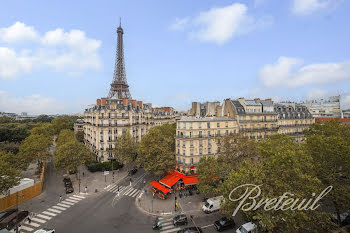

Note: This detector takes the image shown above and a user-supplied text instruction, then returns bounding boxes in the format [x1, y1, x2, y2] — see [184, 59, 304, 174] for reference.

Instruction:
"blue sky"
[0, 0, 350, 114]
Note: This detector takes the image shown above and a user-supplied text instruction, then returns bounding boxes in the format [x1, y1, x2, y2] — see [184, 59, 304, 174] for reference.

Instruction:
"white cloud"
[0, 91, 65, 115]
[0, 22, 38, 43]
[259, 56, 350, 88]
[173, 3, 272, 44]
[170, 17, 190, 31]
[0, 22, 102, 79]
[292, 0, 339, 15]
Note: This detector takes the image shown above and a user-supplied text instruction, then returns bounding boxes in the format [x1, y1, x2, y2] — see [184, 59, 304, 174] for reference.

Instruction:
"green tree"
[137, 123, 176, 176]
[54, 140, 94, 173]
[18, 133, 52, 169]
[114, 131, 138, 165]
[218, 135, 335, 233]
[0, 157, 21, 195]
[33, 115, 54, 123]
[0, 142, 20, 154]
[56, 129, 75, 147]
[0, 116, 13, 124]
[52, 116, 73, 135]
[197, 156, 224, 195]
[75, 131, 84, 143]
[29, 122, 54, 137]
[304, 121, 350, 226]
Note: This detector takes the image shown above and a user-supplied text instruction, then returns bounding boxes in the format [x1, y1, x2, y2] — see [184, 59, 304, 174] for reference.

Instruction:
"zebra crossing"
[158, 217, 181, 233]
[18, 194, 86, 232]
[104, 184, 141, 198]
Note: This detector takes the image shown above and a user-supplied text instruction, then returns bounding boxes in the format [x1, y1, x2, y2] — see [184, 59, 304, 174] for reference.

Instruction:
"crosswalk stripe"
[109, 186, 117, 192]
[31, 217, 46, 223]
[131, 190, 140, 197]
[73, 195, 85, 199]
[162, 225, 176, 230]
[162, 222, 173, 226]
[26, 221, 40, 227]
[21, 225, 34, 231]
[128, 189, 138, 197]
[65, 199, 78, 203]
[68, 196, 81, 201]
[161, 218, 173, 223]
[37, 214, 52, 220]
[42, 211, 56, 217]
[52, 205, 66, 211]
[114, 186, 127, 193]
[106, 185, 116, 191]
[47, 208, 62, 213]
[57, 203, 70, 208]
[160, 227, 181, 233]
[124, 188, 134, 195]
[62, 201, 75, 205]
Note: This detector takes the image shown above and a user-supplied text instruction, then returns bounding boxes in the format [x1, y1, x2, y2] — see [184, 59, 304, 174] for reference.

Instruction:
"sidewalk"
[136, 184, 205, 217]
[69, 165, 128, 196]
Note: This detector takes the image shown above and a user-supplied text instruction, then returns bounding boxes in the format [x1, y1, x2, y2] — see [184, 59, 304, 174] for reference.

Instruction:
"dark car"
[0, 210, 28, 230]
[173, 214, 188, 226]
[63, 177, 72, 187]
[128, 168, 138, 176]
[65, 184, 74, 194]
[177, 227, 203, 233]
[214, 217, 235, 231]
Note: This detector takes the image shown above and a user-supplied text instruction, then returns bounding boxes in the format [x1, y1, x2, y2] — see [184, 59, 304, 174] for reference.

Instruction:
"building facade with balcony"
[223, 98, 279, 140]
[175, 117, 238, 173]
[84, 98, 176, 162]
[275, 103, 314, 142]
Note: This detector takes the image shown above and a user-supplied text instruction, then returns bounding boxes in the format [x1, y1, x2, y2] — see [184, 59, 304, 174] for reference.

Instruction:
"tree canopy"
[137, 123, 176, 176]
[114, 131, 138, 165]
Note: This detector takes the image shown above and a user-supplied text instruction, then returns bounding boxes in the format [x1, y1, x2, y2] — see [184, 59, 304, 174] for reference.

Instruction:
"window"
[177, 140, 180, 146]
[190, 132, 193, 138]
[190, 149, 193, 155]
[190, 140, 193, 146]
[207, 122, 210, 128]
[199, 131, 202, 137]
[217, 122, 220, 128]
[183, 158, 185, 164]
[208, 131, 211, 136]
[183, 123, 186, 129]
[190, 123, 193, 129]
[208, 148, 211, 154]
[191, 158, 194, 164]
[183, 150, 185, 156]
[199, 140, 203, 146]
[177, 149, 180, 154]
[198, 122, 202, 129]
[199, 148, 203, 155]
[208, 139, 211, 145]
[217, 130, 221, 136]
[226, 130, 229, 136]
[225, 122, 228, 127]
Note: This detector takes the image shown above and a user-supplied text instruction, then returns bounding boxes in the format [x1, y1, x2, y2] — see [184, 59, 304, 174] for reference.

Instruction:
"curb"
[135, 196, 177, 217]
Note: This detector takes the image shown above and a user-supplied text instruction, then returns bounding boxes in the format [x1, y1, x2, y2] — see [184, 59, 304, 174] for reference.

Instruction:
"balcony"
[239, 127, 279, 132]
[239, 119, 278, 123]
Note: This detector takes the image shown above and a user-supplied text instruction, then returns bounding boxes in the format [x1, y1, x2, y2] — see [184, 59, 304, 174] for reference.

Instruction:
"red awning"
[182, 175, 198, 186]
[150, 181, 171, 194]
[159, 170, 186, 188]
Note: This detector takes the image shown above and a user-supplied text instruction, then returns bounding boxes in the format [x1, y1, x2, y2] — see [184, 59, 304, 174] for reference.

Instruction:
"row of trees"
[111, 123, 176, 175]
[197, 121, 350, 232]
[0, 116, 78, 194]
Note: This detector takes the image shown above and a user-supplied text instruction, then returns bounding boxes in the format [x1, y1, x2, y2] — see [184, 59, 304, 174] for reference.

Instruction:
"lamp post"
[16, 192, 24, 230]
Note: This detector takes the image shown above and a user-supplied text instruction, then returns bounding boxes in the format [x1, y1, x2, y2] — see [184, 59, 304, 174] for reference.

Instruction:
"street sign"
[104, 171, 110, 176]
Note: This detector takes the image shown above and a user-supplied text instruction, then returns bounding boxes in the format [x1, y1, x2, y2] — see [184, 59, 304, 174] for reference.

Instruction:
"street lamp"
[16, 192, 24, 230]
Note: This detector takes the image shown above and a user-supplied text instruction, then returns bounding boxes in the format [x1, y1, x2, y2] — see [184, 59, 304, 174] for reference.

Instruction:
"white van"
[202, 196, 223, 213]
[236, 222, 258, 233]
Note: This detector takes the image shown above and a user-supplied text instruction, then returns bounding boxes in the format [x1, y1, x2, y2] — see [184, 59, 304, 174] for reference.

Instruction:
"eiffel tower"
[108, 19, 132, 99]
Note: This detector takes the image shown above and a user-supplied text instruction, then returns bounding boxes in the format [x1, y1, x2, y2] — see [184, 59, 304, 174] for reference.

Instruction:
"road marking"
[31, 217, 46, 223]
[131, 190, 140, 197]
[138, 190, 144, 199]
[57, 203, 70, 208]
[162, 222, 173, 226]
[162, 225, 176, 230]
[128, 189, 138, 197]
[201, 224, 214, 229]
[104, 184, 112, 190]
[42, 211, 56, 216]
[114, 186, 126, 193]
[47, 208, 62, 213]
[37, 214, 52, 220]
[160, 227, 181, 233]
[27, 222, 40, 227]
[73, 194, 86, 199]
[109, 185, 118, 192]
[68, 196, 81, 201]
[65, 198, 78, 203]
[21, 225, 34, 231]
[124, 188, 133, 195]
[52, 205, 66, 211]
[61, 201, 74, 206]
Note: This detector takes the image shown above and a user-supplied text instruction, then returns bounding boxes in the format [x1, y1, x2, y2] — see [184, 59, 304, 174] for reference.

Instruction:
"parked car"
[236, 222, 258, 233]
[173, 214, 188, 226]
[0, 210, 28, 230]
[65, 184, 74, 194]
[331, 210, 350, 226]
[214, 217, 235, 231]
[34, 228, 55, 233]
[128, 168, 138, 176]
[177, 227, 203, 233]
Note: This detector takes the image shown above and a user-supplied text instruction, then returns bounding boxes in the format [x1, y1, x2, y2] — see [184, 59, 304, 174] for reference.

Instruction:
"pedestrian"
[18, 224, 21, 233]
[143, 179, 146, 185]
[82, 172, 85, 177]
[85, 186, 87, 193]
[117, 186, 119, 192]
[27, 215, 31, 224]
[59, 194, 62, 202]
